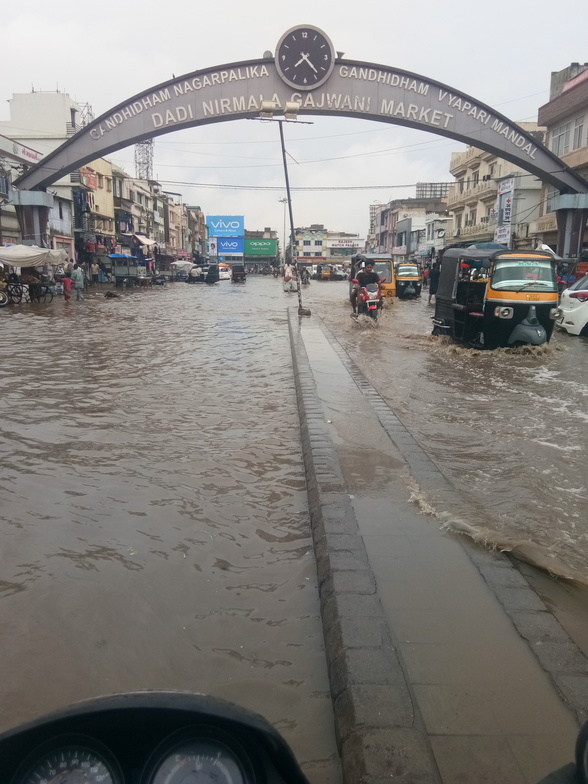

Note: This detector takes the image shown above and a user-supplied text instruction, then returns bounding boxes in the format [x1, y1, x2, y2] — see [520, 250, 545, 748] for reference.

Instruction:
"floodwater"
[0, 280, 341, 783]
[303, 280, 588, 586]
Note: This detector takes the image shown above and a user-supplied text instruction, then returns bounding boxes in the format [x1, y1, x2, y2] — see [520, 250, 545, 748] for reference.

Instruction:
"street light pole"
[278, 197, 287, 264]
[256, 100, 311, 316]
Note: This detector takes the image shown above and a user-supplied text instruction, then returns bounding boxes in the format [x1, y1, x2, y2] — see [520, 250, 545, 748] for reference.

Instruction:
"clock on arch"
[275, 25, 336, 90]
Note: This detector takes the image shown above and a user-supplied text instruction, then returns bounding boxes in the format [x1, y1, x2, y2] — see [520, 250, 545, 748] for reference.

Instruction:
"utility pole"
[278, 197, 288, 264]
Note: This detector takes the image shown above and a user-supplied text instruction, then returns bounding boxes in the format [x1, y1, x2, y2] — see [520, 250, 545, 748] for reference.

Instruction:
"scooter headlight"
[494, 306, 513, 319]
[549, 307, 559, 320]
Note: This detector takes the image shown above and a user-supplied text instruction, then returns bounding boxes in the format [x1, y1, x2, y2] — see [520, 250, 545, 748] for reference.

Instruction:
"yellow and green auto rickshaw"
[432, 248, 559, 349]
[350, 254, 395, 300]
[394, 261, 422, 298]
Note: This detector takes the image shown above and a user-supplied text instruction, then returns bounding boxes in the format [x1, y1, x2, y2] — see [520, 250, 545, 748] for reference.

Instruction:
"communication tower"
[135, 139, 154, 180]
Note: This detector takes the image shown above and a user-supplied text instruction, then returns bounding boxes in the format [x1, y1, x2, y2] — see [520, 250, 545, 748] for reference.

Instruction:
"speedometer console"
[144, 730, 254, 784]
[0, 693, 309, 784]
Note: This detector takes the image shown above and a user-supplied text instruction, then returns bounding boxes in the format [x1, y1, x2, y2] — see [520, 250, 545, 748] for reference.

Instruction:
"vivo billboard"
[244, 238, 277, 256]
[206, 215, 244, 237]
[218, 236, 244, 255]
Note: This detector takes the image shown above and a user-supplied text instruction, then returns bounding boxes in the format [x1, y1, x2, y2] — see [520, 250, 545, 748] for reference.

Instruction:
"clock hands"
[293, 52, 318, 73]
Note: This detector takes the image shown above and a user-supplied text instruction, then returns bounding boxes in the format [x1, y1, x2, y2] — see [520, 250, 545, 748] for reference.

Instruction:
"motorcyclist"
[350, 261, 380, 318]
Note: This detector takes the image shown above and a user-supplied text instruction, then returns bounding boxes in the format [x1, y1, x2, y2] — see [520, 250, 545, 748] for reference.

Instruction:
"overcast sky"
[2, 0, 587, 242]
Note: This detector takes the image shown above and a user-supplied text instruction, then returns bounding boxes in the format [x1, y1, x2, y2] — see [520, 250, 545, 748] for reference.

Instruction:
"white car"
[557, 273, 588, 336]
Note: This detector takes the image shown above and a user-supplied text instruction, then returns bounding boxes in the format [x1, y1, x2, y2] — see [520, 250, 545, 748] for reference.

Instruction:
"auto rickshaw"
[350, 254, 396, 300]
[431, 248, 560, 349]
[394, 261, 422, 298]
[231, 264, 246, 283]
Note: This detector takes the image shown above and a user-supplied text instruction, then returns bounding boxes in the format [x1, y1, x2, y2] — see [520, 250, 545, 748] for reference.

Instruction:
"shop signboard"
[206, 215, 244, 237]
[244, 238, 277, 256]
[218, 237, 244, 255]
[494, 225, 511, 245]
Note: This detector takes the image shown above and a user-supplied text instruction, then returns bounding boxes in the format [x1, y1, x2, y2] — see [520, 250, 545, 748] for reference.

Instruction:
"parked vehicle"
[432, 248, 559, 349]
[557, 273, 588, 336]
[394, 262, 422, 298]
[353, 277, 386, 321]
[350, 254, 395, 300]
[108, 254, 139, 287]
[231, 264, 247, 283]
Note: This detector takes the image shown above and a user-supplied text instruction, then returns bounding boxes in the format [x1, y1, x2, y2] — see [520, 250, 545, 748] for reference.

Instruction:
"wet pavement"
[296, 311, 583, 783]
[0, 281, 341, 783]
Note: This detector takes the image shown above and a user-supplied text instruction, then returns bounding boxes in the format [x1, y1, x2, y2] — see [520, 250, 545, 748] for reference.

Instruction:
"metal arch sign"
[14, 51, 588, 194]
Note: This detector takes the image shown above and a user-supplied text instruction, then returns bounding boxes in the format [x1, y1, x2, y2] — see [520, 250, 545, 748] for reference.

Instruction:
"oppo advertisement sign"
[206, 216, 244, 237]
[244, 239, 277, 256]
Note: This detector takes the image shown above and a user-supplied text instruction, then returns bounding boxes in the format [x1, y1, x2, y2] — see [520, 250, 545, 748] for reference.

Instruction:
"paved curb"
[288, 311, 442, 784]
[313, 313, 588, 727]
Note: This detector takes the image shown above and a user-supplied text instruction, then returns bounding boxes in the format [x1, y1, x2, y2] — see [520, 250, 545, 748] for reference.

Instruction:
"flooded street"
[0, 280, 340, 783]
[2, 272, 587, 779]
[304, 280, 588, 586]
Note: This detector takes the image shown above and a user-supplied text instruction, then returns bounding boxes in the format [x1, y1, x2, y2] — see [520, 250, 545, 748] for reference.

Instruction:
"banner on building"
[244, 238, 277, 256]
[206, 215, 244, 237]
[218, 236, 244, 255]
[209, 237, 218, 256]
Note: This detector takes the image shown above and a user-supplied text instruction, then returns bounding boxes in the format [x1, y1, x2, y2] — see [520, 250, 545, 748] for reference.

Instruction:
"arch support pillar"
[554, 194, 588, 258]
[8, 190, 54, 247]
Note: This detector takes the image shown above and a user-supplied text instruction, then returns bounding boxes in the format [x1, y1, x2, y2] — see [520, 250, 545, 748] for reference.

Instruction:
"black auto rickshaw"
[432, 248, 559, 349]
[231, 264, 246, 283]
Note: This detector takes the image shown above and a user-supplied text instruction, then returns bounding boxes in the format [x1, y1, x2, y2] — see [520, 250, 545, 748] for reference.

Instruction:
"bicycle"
[28, 283, 54, 304]
[0, 281, 26, 306]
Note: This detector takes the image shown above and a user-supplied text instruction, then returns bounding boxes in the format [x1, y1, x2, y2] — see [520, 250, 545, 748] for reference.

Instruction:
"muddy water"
[303, 281, 588, 585]
[0, 280, 340, 783]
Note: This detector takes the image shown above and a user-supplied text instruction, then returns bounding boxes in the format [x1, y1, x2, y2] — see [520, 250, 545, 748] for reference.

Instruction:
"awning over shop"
[0, 245, 67, 267]
[134, 235, 157, 246]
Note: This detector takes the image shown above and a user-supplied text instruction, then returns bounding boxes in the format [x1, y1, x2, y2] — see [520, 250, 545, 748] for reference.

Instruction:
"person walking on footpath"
[428, 262, 440, 305]
[71, 263, 85, 301]
[62, 273, 75, 302]
[283, 262, 295, 292]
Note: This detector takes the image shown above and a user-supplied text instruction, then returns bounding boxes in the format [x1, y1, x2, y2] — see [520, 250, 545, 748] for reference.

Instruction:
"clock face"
[275, 26, 335, 90]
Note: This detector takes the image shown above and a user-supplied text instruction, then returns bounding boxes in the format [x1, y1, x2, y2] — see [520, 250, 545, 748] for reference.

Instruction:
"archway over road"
[15, 31, 588, 196]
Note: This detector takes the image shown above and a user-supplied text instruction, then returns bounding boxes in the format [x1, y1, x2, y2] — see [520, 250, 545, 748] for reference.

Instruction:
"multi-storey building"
[371, 192, 448, 257]
[294, 224, 327, 263]
[446, 124, 544, 249]
[0, 91, 92, 252]
[532, 64, 588, 253]
[294, 224, 363, 265]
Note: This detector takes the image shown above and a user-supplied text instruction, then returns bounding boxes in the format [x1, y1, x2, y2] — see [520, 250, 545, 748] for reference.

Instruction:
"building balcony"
[447, 178, 498, 207]
[461, 222, 494, 238]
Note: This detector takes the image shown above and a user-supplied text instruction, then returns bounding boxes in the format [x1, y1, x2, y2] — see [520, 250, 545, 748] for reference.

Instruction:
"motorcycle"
[353, 277, 386, 321]
[0, 691, 586, 783]
[151, 274, 166, 286]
